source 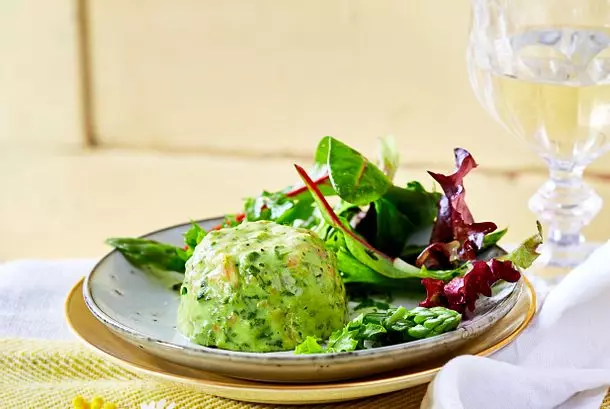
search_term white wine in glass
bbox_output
[468,2,610,270]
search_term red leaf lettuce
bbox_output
[419,222,543,313]
[417,148,498,269]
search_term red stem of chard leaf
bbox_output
[294,164,393,262]
[284,174,330,198]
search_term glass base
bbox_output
[527,241,602,286]
[526,163,603,287]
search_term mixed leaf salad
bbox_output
[107,136,542,353]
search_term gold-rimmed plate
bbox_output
[66,277,536,405]
[82,217,524,383]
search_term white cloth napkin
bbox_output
[422,241,610,409]
[0,259,94,340]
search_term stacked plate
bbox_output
[65,218,536,405]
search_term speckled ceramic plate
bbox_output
[68,278,536,405]
[83,218,524,383]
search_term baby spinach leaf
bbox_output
[337,249,427,291]
[324,136,391,206]
[383,182,441,229]
[368,198,417,258]
[336,248,392,285]
[295,164,463,282]
[355,183,441,258]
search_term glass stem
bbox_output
[529,163,602,266]
[547,166,585,246]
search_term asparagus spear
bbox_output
[364,306,462,340]
[105,221,210,274]
[105,238,186,273]
[105,238,187,290]
[295,305,462,354]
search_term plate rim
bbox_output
[82,217,523,363]
[66,276,536,399]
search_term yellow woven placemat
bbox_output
[0,339,427,409]
[1,338,608,409]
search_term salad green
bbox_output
[106,135,543,353]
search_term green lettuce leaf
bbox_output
[295,164,463,282]
[243,191,320,229]
[294,336,324,354]
[322,136,391,206]
[502,221,544,270]
[356,183,441,258]
[376,135,400,181]
[482,228,508,250]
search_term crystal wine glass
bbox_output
[467,0,610,268]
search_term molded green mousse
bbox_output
[177,221,348,352]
